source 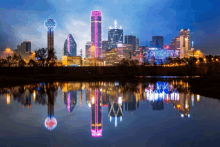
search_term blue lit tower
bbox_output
[108,21,123,50]
[63,34,77,56]
[45,18,56,50]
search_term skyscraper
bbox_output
[102,40,109,59]
[91,11,102,58]
[150,36,164,48]
[45,18,56,50]
[85,41,91,58]
[63,34,77,56]
[136,38,139,51]
[124,35,136,54]
[179,29,190,58]
[170,37,180,50]
[108,21,123,50]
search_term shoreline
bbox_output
[1,74,220,99]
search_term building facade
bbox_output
[124,35,136,54]
[85,41,91,58]
[170,37,180,50]
[108,23,123,50]
[150,36,164,48]
[91,11,102,58]
[136,38,139,51]
[179,29,190,58]
[16,41,31,53]
[145,48,179,64]
[123,44,133,60]
[63,34,77,56]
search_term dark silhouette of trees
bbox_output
[35,48,57,67]
[35,48,48,67]
[28,59,38,67]
[47,48,57,67]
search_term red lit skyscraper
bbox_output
[91,11,102,58]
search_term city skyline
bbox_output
[1,0,220,57]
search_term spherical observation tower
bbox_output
[44,18,56,50]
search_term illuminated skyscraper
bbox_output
[91,11,102,58]
[90,88,102,137]
[63,34,77,56]
[170,36,180,50]
[45,18,56,50]
[85,41,91,58]
[179,29,190,58]
[108,21,123,50]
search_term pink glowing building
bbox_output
[91,11,102,58]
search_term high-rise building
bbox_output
[179,29,190,58]
[45,18,56,50]
[85,41,91,58]
[63,34,77,56]
[102,40,109,59]
[170,37,180,50]
[91,11,102,58]
[150,36,164,48]
[124,35,136,54]
[16,41,31,53]
[108,21,123,50]
[136,38,139,51]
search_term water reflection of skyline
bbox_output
[0,81,201,137]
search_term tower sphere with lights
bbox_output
[44,18,56,30]
[45,18,56,50]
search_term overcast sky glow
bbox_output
[1,0,220,56]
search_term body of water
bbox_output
[0,81,220,147]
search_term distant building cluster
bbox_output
[3,12,205,66]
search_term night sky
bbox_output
[0,0,220,57]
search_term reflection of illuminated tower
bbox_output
[45,95,57,131]
[179,93,190,118]
[91,11,102,58]
[63,91,77,113]
[45,18,56,50]
[91,88,102,137]
[108,96,123,127]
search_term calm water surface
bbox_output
[0,81,220,147]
